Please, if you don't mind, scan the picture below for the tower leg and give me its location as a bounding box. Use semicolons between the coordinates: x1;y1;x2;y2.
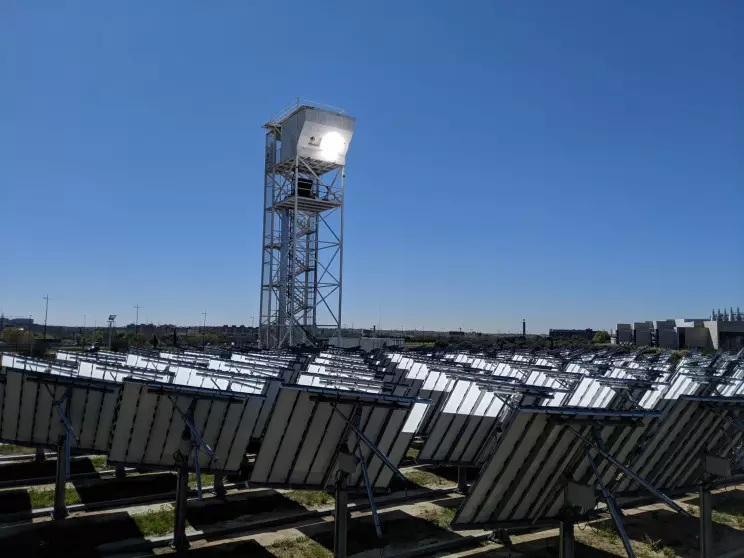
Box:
115;463;126;479
333;474;349;558
700;484;713;558
171;465;190;552
559;519;575;558
52;435;68;520
457;466;468;494
214;472;226;498
35;447;46;463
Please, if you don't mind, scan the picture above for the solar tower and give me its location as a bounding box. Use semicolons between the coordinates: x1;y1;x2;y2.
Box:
259;100;355;348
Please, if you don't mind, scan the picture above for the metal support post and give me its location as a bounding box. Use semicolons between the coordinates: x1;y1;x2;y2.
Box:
699;482;713;558
587;447;636;558
214;472;226;498
35;447;46;463
172;463;190;552
52;434;68;520
697;454;731;558
559;519;575;558
333;448;358;558
334;471;350;558
457;466;468;494
115;463;126;479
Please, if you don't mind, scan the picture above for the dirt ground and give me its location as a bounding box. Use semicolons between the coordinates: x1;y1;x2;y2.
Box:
447;487;744;558
146;485;744;558
1;463;742;557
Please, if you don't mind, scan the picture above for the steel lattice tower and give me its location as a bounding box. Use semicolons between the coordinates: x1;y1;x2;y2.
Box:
259;100;355;348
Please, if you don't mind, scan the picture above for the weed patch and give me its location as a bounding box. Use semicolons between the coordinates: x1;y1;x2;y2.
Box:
419;506;456;530
285;490;334;508
405;469;451;488
268;535;331;558
28;485;80;508
131;505;178;537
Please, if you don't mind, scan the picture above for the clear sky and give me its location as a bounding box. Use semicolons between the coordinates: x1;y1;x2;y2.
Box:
1;1;742;333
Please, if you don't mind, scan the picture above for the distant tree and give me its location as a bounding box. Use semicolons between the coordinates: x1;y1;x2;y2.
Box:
110;334;129;352
669;350;689;366
593;331;611;344
1;327;26;346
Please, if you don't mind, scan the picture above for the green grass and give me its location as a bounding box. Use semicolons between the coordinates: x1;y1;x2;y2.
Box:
419;506;456;530
89;455;108;471
188;472;215;489
405;469;451;488
639;534;677;558
285;489;335;508
593;525;619;545
131;505;178;537
267;536;331;558
0;444;34;456
405;447;420;459
28;485;81;508
711;509;744;529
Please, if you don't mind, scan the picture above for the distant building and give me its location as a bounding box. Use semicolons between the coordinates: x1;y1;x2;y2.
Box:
615;307;744;350
329;337;404;351
549;329;595;340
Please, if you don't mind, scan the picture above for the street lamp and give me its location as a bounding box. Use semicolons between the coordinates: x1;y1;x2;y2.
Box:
134;304;140;345
42;295;49;340
107;315;117;351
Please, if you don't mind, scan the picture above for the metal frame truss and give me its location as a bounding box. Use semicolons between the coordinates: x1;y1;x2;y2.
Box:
259;118;345;349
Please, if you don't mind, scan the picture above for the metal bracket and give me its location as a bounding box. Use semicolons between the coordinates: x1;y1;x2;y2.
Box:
330;403;407;486
168;396;218;501
168;395;218;462
43;385;80;481
565;425;691;517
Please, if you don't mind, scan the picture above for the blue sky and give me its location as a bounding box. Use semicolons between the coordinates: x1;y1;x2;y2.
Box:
1;1;742;333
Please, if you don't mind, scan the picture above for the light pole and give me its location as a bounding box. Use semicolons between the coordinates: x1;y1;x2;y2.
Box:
107;315;117;351
27;314;33;354
83;314;86;346
134;304;140;344
42;295;49;340
201;311;207;350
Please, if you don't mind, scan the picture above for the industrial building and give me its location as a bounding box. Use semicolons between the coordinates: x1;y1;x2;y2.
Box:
328;336;404;351
615;307;744;350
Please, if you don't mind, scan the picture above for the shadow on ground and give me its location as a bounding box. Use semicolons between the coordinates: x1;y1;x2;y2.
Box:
597;505;744;558
73;471;176;504
189;489;306;531
425;465;480;483
181;540;275;557
300;508;465;555
713;487;744;515
0;489;32;517
479;536;620;557
0;456;98;484
0;511;147;557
